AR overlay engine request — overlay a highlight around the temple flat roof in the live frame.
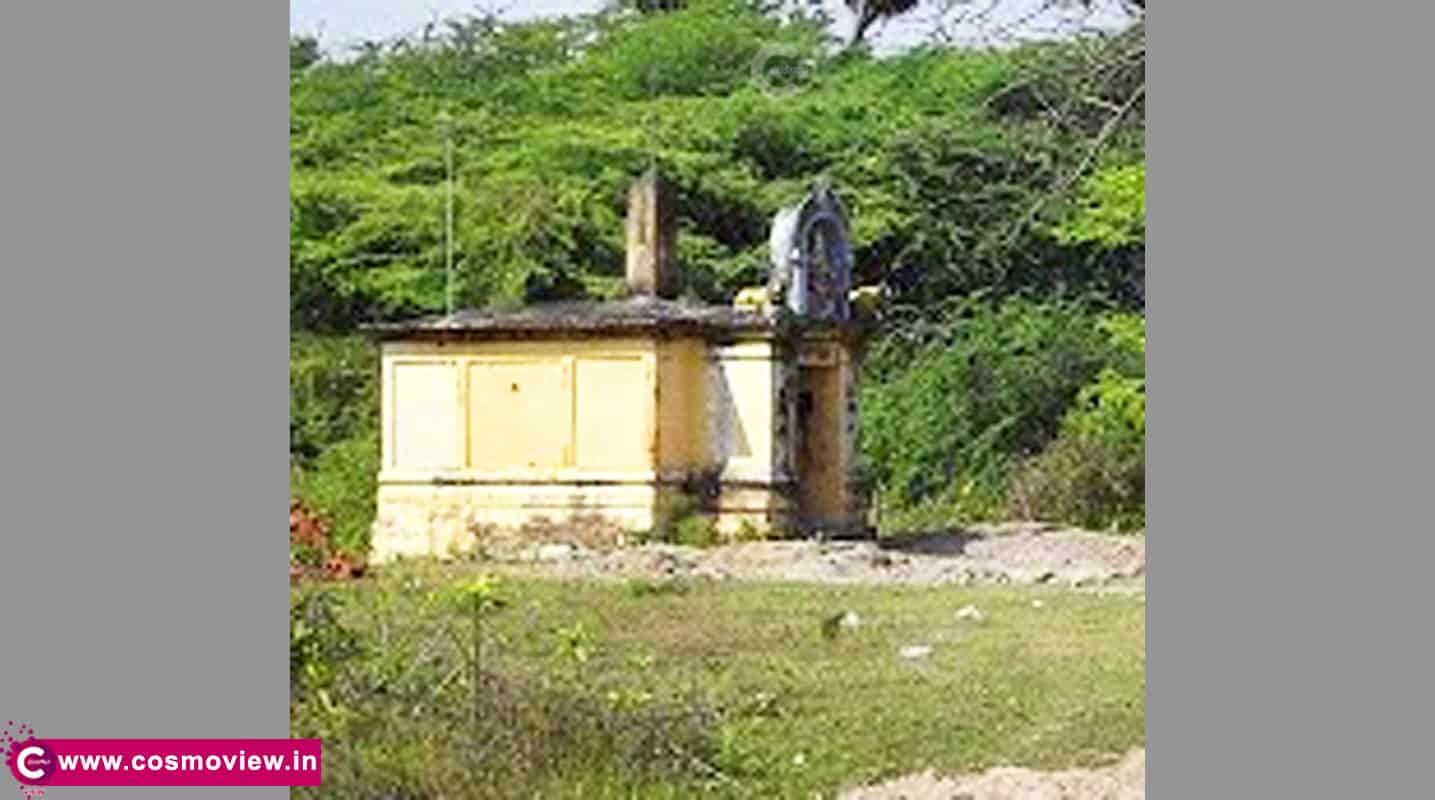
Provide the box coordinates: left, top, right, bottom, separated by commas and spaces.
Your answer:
364, 296, 873, 341
365, 296, 775, 338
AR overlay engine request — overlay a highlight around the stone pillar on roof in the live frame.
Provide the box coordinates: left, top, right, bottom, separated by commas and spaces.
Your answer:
624, 168, 679, 299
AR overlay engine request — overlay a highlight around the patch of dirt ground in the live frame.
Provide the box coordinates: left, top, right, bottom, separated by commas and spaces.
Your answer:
840, 749, 1145, 800
486, 522, 1145, 590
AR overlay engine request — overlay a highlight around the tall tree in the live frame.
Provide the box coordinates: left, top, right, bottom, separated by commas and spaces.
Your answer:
623, 0, 689, 13
845, 0, 919, 46
290, 36, 321, 72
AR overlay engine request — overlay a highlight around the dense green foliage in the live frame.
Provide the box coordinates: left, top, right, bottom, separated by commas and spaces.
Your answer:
289, 334, 377, 467
1052, 163, 1146, 249
1007, 314, 1145, 530
862, 297, 1137, 527
289, 0, 1146, 544
289, 334, 378, 553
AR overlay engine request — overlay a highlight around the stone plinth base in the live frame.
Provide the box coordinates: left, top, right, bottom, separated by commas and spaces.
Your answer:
370, 478, 796, 563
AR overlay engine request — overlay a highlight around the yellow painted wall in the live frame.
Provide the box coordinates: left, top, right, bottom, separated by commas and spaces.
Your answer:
467, 359, 570, 470
656, 338, 709, 472
380, 338, 659, 481
372, 332, 866, 561
794, 339, 853, 522
796, 364, 845, 520
575, 356, 654, 469
389, 361, 462, 470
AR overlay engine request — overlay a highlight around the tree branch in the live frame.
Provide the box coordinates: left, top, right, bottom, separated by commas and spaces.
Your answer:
996, 79, 1145, 252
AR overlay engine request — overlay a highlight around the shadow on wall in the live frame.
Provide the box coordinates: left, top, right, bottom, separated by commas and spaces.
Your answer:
709, 367, 752, 461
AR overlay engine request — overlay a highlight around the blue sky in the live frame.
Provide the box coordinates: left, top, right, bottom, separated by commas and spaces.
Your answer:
289, 1, 1136, 55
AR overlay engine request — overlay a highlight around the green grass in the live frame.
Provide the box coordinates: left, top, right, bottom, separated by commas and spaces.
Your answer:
292, 561, 1144, 798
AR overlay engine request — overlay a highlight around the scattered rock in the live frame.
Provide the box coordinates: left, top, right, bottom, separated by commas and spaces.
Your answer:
899, 645, 932, 660
1009, 568, 1056, 585
483, 525, 1145, 590
535, 543, 577, 562
693, 565, 734, 581
822, 610, 864, 639
955, 605, 984, 622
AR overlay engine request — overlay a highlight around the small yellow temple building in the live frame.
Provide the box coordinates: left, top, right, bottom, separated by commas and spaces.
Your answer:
367, 173, 875, 562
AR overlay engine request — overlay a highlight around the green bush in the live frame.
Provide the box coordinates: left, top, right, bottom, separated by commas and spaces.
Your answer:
291, 436, 379, 555
1067, 368, 1145, 448
672, 515, 721, 548
861, 296, 1126, 524
289, 333, 378, 468
1008, 316, 1145, 531
1006, 428, 1144, 532
863, 302, 1146, 532
1050, 163, 1146, 249
290, 589, 363, 698
290, 333, 381, 554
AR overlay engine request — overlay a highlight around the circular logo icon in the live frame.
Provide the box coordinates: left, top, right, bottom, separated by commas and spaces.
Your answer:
8, 739, 58, 786
750, 43, 815, 99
